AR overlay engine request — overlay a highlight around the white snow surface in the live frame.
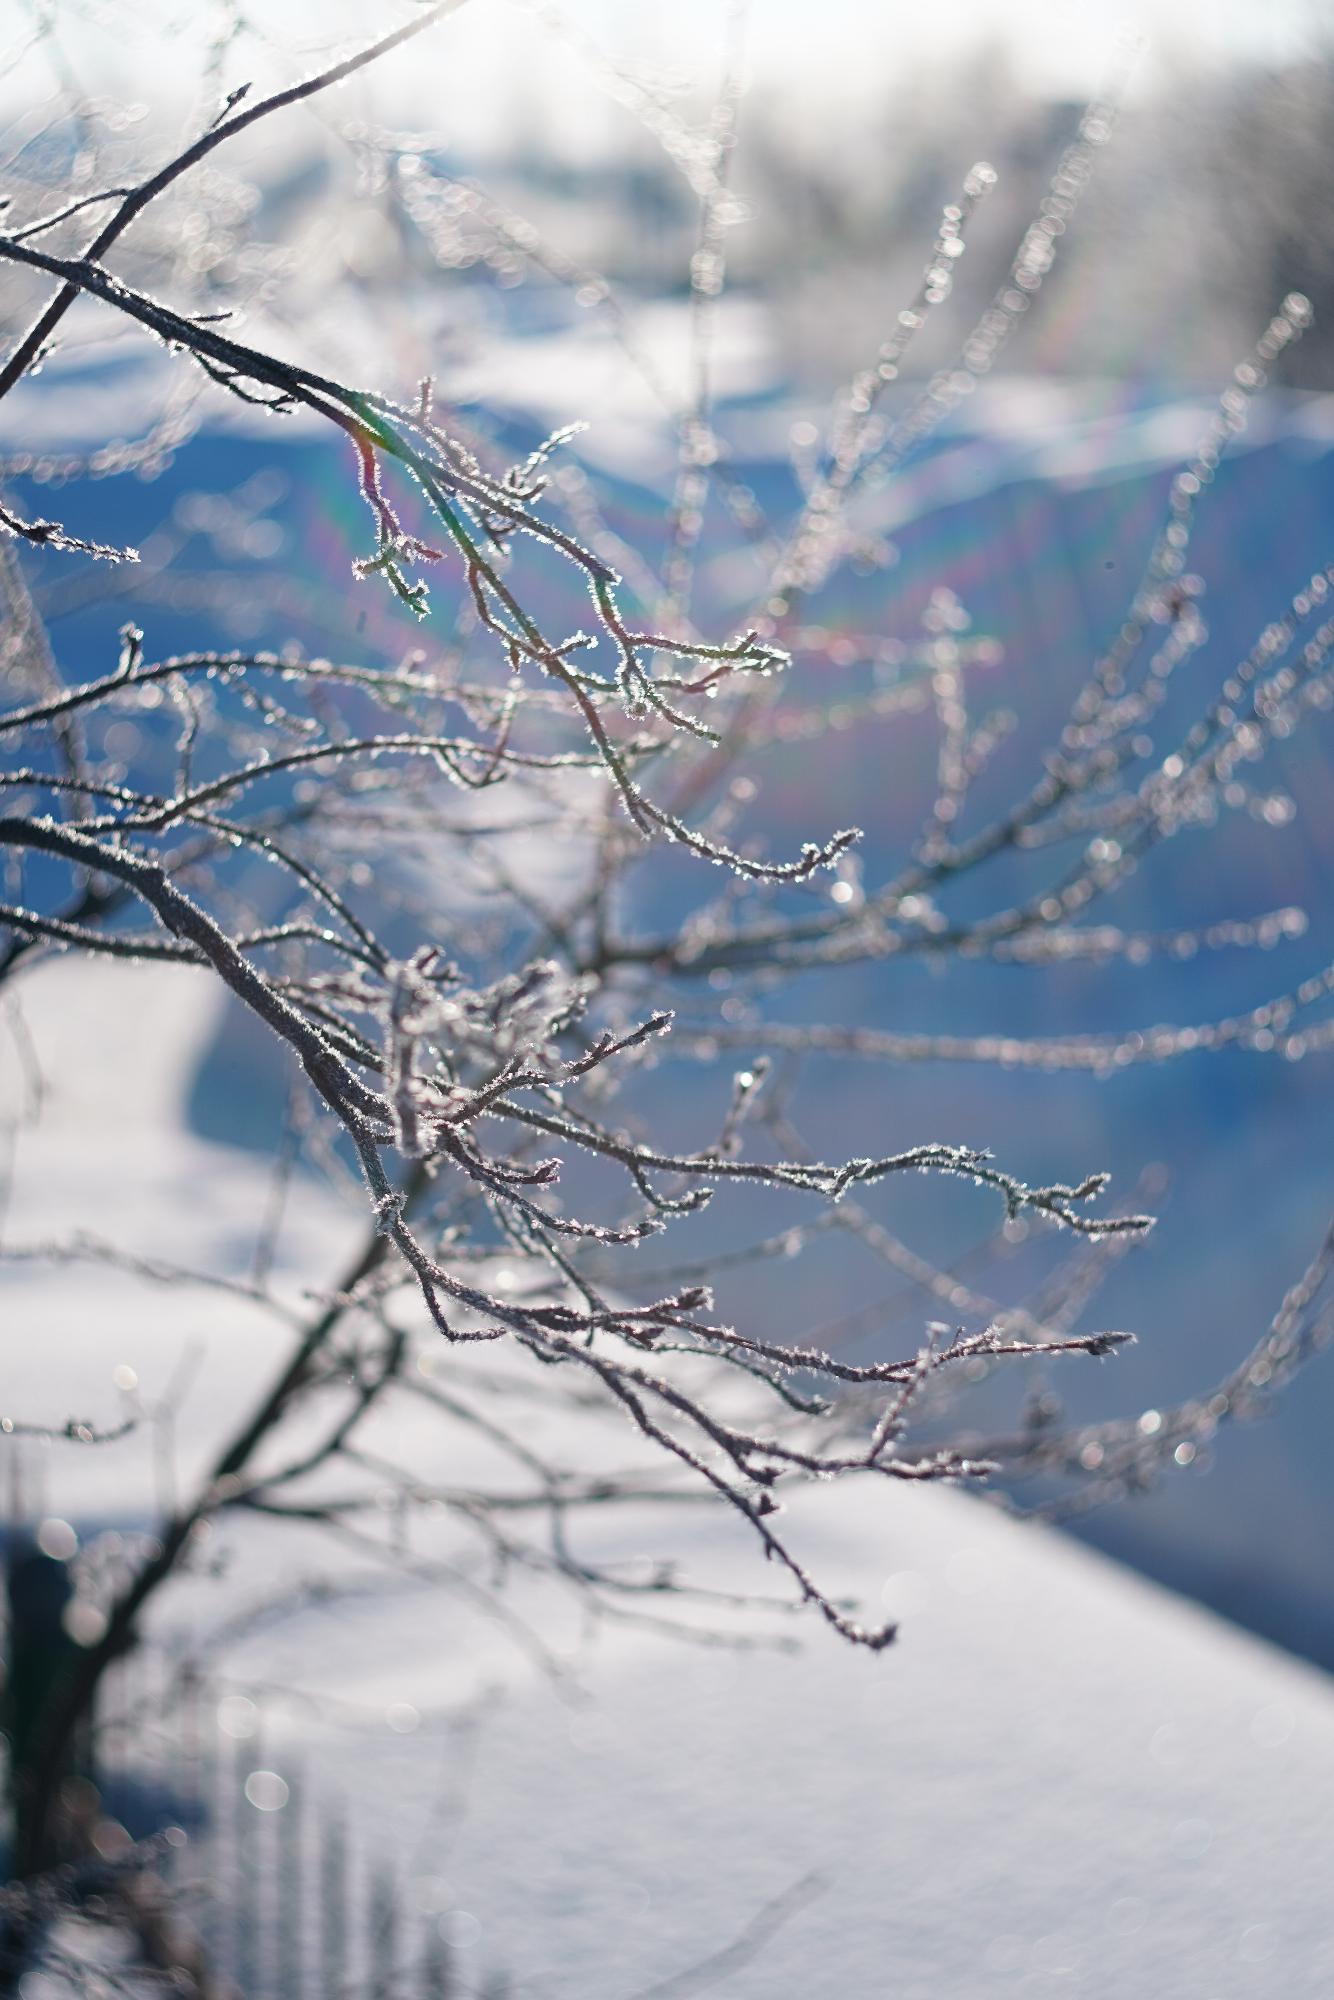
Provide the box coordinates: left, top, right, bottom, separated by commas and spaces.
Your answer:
3, 961, 1334, 1996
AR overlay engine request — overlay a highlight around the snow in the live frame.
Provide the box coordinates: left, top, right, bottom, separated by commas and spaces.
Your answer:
0, 960, 363, 1520
4, 959, 1334, 1995
353, 1489, 1334, 1998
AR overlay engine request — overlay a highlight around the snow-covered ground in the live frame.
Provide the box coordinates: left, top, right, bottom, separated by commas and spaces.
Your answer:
4, 962, 1334, 1995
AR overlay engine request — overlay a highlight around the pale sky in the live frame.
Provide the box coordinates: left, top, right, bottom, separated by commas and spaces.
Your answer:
5, 0, 1329, 149
519, 0, 1327, 92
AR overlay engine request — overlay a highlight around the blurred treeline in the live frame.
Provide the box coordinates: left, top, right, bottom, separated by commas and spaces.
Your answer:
406, 46, 1334, 393
6, 34, 1332, 409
